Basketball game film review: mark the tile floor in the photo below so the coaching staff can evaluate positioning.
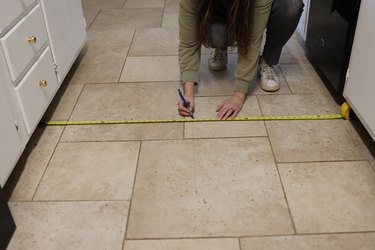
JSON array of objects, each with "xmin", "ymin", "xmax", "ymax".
[{"xmin": 4, "ymin": 0, "xmax": 375, "ymax": 249}]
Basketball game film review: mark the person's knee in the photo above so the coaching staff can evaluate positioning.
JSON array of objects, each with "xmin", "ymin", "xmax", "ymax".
[{"xmin": 285, "ymin": 0, "xmax": 304, "ymax": 19}]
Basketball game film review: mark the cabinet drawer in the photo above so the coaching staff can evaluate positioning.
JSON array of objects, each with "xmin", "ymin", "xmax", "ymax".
[
  {"xmin": 0, "ymin": 0, "xmax": 37, "ymax": 35},
  {"xmin": 15, "ymin": 47, "xmax": 58, "ymax": 134},
  {"xmin": 1, "ymin": 4, "xmax": 48, "ymax": 83}
]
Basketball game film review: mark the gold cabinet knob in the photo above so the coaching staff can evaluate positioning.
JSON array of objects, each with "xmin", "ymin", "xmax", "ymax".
[
  {"xmin": 39, "ymin": 80, "xmax": 47, "ymax": 88},
  {"xmin": 27, "ymin": 36, "xmax": 37, "ymax": 44}
]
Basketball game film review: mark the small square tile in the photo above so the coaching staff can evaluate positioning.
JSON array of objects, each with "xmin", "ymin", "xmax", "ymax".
[
  {"xmin": 162, "ymin": 14, "xmax": 178, "ymax": 28},
  {"xmin": 87, "ymin": 29, "xmax": 135, "ymax": 47},
  {"xmin": 71, "ymin": 46, "xmax": 128, "ymax": 84},
  {"xmin": 184, "ymin": 96, "xmax": 267, "ymax": 138},
  {"xmin": 82, "ymin": 0, "xmax": 126, "ymax": 10},
  {"xmin": 266, "ymin": 120, "xmax": 373, "ymax": 162},
  {"xmin": 197, "ymin": 54, "xmax": 290, "ymax": 96},
  {"xmin": 129, "ymin": 28, "xmax": 179, "ymax": 56},
  {"xmin": 124, "ymin": 0, "xmax": 164, "ymax": 9},
  {"xmin": 8, "ymin": 201, "xmax": 128, "ymax": 250},
  {"xmin": 258, "ymin": 93, "xmax": 339, "ymax": 116},
  {"xmin": 164, "ymin": 0, "xmax": 180, "ymax": 14},
  {"xmin": 280, "ymin": 63, "xmax": 329, "ymax": 94},
  {"xmin": 278, "ymin": 161, "xmax": 375, "ymax": 233},
  {"xmin": 127, "ymin": 138, "xmax": 293, "ymax": 238},
  {"xmin": 124, "ymin": 239, "xmax": 240, "ymax": 250},
  {"xmin": 44, "ymin": 84, "xmax": 84, "ymax": 121},
  {"xmin": 61, "ymin": 123, "xmax": 183, "ymax": 142},
  {"xmin": 120, "ymin": 56, "xmax": 180, "ymax": 82},
  {"xmin": 7, "ymin": 127, "xmax": 64, "ymax": 201},
  {"xmin": 34, "ymin": 142, "xmax": 140, "ymax": 201},
  {"xmin": 70, "ymin": 83, "xmax": 181, "ymax": 121},
  {"xmin": 90, "ymin": 9, "xmax": 163, "ymax": 31},
  {"xmin": 241, "ymin": 233, "xmax": 375, "ymax": 250}
]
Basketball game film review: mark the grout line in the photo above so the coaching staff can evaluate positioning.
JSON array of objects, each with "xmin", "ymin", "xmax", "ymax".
[
  {"xmin": 278, "ymin": 64, "xmax": 293, "ymax": 94},
  {"xmin": 86, "ymin": 9, "xmax": 102, "ymax": 31},
  {"xmin": 117, "ymin": 29, "xmax": 136, "ymax": 83},
  {"xmin": 11, "ymin": 200, "xmax": 130, "ymax": 203},
  {"xmin": 160, "ymin": 0, "xmax": 167, "ymax": 27},
  {"xmin": 238, "ymin": 238, "xmax": 242, "ymax": 250},
  {"xmin": 122, "ymin": 0, "xmax": 127, "ymax": 9},
  {"xmin": 123, "ymin": 141, "xmax": 143, "ymax": 244}
]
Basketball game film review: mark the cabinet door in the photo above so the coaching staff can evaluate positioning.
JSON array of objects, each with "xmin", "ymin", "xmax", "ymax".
[
  {"xmin": 344, "ymin": 0, "xmax": 375, "ymax": 140},
  {"xmin": 39, "ymin": 0, "xmax": 87, "ymax": 83},
  {"xmin": 0, "ymin": 85, "xmax": 22, "ymax": 186}
]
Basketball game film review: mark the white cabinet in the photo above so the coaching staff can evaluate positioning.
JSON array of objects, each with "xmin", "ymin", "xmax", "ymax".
[
  {"xmin": 40, "ymin": 0, "xmax": 87, "ymax": 83},
  {"xmin": 297, "ymin": 0, "xmax": 310, "ymax": 41},
  {"xmin": 0, "ymin": 0, "xmax": 86, "ymax": 185},
  {"xmin": 344, "ymin": 0, "xmax": 375, "ymax": 140}
]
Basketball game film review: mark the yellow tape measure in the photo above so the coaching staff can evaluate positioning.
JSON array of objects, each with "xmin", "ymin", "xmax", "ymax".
[{"xmin": 42, "ymin": 114, "xmax": 344, "ymax": 126}]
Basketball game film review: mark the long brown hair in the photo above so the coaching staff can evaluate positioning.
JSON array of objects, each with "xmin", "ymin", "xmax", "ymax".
[{"xmin": 195, "ymin": 0, "xmax": 253, "ymax": 55}]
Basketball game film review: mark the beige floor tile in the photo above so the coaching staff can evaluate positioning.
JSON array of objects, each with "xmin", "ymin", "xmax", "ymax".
[
  {"xmin": 71, "ymin": 46, "xmax": 128, "ymax": 84},
  {"xmin": 70, "ymin": 83, "xmax": 181, "ymax": 121},
  {"xmin": 258, "ymin": 93, "xmax": 339, "ymax": 116},
  {"xmin": 7, "ymin": 127, "xmax": 64, "ymax": 201},
  {"xmin": 164, "ymin": 0, "xmax": 180, "ymax": 14},
  {"xmin": 240, "ymin": 233, "xmax": 375, "ymax": 250},
  {"xmin": 82, "ymin": 0, "xmax": 126, "ymax": 10},
  {"xmin": 34, "ymin": 142, "xmax": 140, "ymax": 201},
  {"xmin": 87, "ymin": 29, "xmax": 135, "ymax": 47},
  {"xmin": 120, "ymin": 56, "xmax": 180, "ymax": 82},
  {"xmin": 129, "ymin": 28, "xmax": 178, "ymax": 56},
  {"xmin": 83, "ymin": 9, "xmax": 100, "ymax": 29},
  {"xmin": 370, "ymin": 160, "xmax": 375, "ymax": 172},
  {"xmin": 162, "ymin": 13, "xmax": 178, "ymax": 28},
  {"xmin": 197, "ymin": 54, "xmax": 290, "ymax": 96},
  {"xmin": 124, "ymin": 239, "xmax": 240, "ymax": 250},
  {"xmin": 44, "ymin": 84, "xmax": 84, "ymax": 121},
  {"xmin": 267, "ymin": 120, "xmax": 373, "ymax": 162},
  {"xmin": 127, "ymin": 138, "xmax": 293, "ymax": 238},
  {"xmin": 8, "ymin": 201, "xmax": 128, "ymax": 250},
  {"xmin": 280, "ymin": 63, "xmax": 329, "ymax": 94},
  {"xmin": 124, "ymin": 0, "xmax": 164, "ymax": 9},
  {"xmin": 185, "ymin": 96, "xmax": 267, "ymax": 138},
  {"xmin": 278, "ymin": 161, "xmax": 375, "ymax": 233},
  {"xmin": 90, "ymin": 9, "xmax": 163, "ymax": 31},
  {"xmin": 61, "ymin": 123, "xmax": 183, "ymax": 142},
  {"xmin": 279, "ymin": 34, "xmax": 309, "ymax": 64}
]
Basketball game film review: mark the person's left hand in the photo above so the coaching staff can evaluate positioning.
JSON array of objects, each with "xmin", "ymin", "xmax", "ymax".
[{"xmin": 216, "ymin": 92, "xmax": 246, "ymax": 120}]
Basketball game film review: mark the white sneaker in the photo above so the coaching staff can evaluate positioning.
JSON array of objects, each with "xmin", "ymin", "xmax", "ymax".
[
  {"xmin": 258, "ymin": 59, "xmax": 280, "ymax": 92},
  {"xmin": 208, "ymin": 48, "xmax": 228, "ymax": 71}
]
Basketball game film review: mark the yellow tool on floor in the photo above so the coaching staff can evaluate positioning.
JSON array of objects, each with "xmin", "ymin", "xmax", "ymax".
[
  {"xmin": 41, "ymin": 104, "xmax": 353, "ymax": 126},
  {"xmin": 41, "ymin": 114, "xmax": 344, "ymax": 126}
]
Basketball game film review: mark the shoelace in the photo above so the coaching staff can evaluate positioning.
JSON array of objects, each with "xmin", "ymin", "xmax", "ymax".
[
  {"xmin": 261, "ymin": 64, "xmax": 277, "ymax": 81},
  {"xmin": 211, "ymin": 49, "xmax": 226, "ymax": 62}
]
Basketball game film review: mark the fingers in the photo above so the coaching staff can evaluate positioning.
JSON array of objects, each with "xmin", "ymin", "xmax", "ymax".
[
  {"xmin": 216, "ymin": 103, "xmax": 224, "ymax": 112},
  {"xmin": 178, "ymin": 100, "xmax": 194, "ymax": 117}
]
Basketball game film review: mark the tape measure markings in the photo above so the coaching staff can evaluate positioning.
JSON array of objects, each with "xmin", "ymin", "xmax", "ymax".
[{"xmin": 41, "ymin": 114, "xmax": 343, "ymax": 126}]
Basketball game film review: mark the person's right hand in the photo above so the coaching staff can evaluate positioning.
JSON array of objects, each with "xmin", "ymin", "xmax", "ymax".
[{"xmin": 178, "ymin": 82, "xmax": 195, "ymax": 117}]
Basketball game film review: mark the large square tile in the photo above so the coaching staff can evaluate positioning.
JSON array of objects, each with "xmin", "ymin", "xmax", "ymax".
[
  {"xmin": 90, "ymin": 9, "xmax": 163, "ymax": 31},
  {"xmin": 71, "ymin": 46, "xmax": 129, "ymax": 84},
  {"xmin": 69, "ymin": 82, "xmax": 181, "ymax": 121},
  {"xmin": 124, "ymin": 0, "xmax": 164, "ymax": 9},
  {"xmin": 279, "ymin": 34, "xmax": 309, "ymax": 64},
  {"xmin": 82, "ymin": 0, "xmax": 126, "ymax": 10},
  {"xmin": 258, "ymin": 93, "xmax": 339, "ymax": 116},
  {"xmin": 278, "ymin": 161, "xmax": 375, "ymax": 233},
  {"xmin": 120, "ymin": 56, "xmax": 180, "ymax": 82},
  {"xmin": 164, "ymin": 0, "xmax": 180, "ymax": 14},
  {"xmin": 280, "ymin": 63, "xmax": 329, "ymax": 94},
  {"xmin": 87, "ymin": 29, "xmax": 135, "ymax": 47},
  {"xmin": 267, "ymin": 120, "xmax": 373, "ymax": 162},
  {"xmin": 61, "ymin": 123, "xmax": 184, "ymax": 142},
  {"xmin": 7, "ymin": 127, "xmax": 64, "ymax": 201},
  {"xmin": 127, "ymin": 138, "xmax": 293, "ymax": 238},
  {"xmin": 129, "ymin": 28, "xmax": 178, "ymax": 56},
  {"xmin": 8, "ymin": 201, "xmax": 128, "ymax": 250},
  {"xmin": 184, "ymin": 96, "xmax": 267, "ymax": 138},
  {"xmin": 124, "ymin": 239, "xmax": 240, "ymax": 250},
  {"xmin": 162, "ymin": 13, "xmax": 178, "ymax": 28},
  {"xmin": 44, "ymin": 84, "xmax": 84, "ymax": 121},
  {"xmin": 34, "ymin": 142, "xmax": 140, "ymax": 201},
  {"xmin": 240, "ymin": 233, "xmax": 375, "ymax": 250},
  {"xmin": 197, "ymin": 54, "xmax": 290, "ymax": 96}
]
